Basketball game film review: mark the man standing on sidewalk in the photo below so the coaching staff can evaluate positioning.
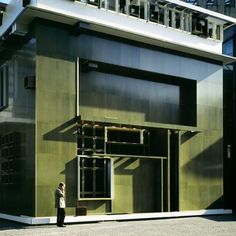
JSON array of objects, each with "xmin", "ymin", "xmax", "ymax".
[{"xmin": 55, "ymin": 182, "xmax": 66, "ymax": 227}]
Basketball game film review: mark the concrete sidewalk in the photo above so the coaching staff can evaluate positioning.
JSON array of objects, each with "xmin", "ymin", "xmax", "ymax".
[{"xmin": 0, "ymin": 214, "xmax": 236, "ymax": 236}]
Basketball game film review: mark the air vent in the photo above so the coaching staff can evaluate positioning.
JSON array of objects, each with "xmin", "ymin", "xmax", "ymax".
[{"xmin": 24, "ymin": 76, "xmax": 35, "ymax": 89}]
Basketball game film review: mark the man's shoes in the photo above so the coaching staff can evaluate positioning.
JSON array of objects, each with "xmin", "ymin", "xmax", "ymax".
[{"xmin": 57, "ymin": 224, "xmax": 66, "ymax": 227}]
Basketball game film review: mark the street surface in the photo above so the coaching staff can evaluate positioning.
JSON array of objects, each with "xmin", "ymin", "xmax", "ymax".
[{"xmin": 0, "ymin": 214, "xmax": 236, "ymax": 235}]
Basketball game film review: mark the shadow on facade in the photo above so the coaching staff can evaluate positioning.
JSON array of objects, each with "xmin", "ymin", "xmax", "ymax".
[
  {"xmin": 43, "ymin": 117, "xmax": 77, "ymax": 142},
  {"xmin": 182, "ymin": 137, "xmax": 224, "ymax": 209},
  {"xmin": 206, "ymin": 195, "xmax": 224, "ymax": 209},
  {"xmin": 114, "ymin": 158, "xmax": 162, "ymax": 213},
  {"xmin": 65, "ymin": 158, "xmax": 78, "ymax": 208},
  {"xmin": 0, "ymin": 122, "xmax": 35, "ymax": 217},
  {"xmin": 181, "ymin": 131, "xmax": 199, "ymax": 144},
  {"xmin": 114, "ymin": 157, "xmax": 139, "ymax": 174},
  {"xmin": 182, "ymin": 138, "xmax": 223, "ymax": 179}
]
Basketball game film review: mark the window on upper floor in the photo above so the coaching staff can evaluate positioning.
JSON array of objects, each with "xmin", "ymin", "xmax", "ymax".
[
  {"xmin": 208, "ymin": 20, "xmax": 223, "ymax": 40},
  {"xmin": 206, "ymin": 0, "xmax": 217, "ymax": 5},
  {"xmin": 0, "ymin": 64, "xmax": 9, "ymax": 111},
  {"xmin": 185, "ymin": 0, "xmax": 198, "ymax": 5},
  {"xmin": 192, "ymin": 14, "xmax": 208, "ymax": 37},
  {"xmin": 223, "ymin": 38, "xmax": 234, "ymax": 56},
  {"xmin": 225, "ymin": 0, "xmax": 235, "ymax": 6}
]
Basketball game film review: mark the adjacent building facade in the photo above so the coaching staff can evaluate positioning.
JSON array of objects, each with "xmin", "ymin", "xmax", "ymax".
[
  {"xmin": 0, "ymin": 0, "xmax": 236, "ymax": 221},
  {"xmin": 183, "ymin": 0, "xmax": 236, "ymax": 16}
]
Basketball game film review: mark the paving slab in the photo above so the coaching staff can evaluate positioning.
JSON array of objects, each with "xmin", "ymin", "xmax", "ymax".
[{"xmin": 0, "ymin": 214, "xmax": 236, "ymax": 236}]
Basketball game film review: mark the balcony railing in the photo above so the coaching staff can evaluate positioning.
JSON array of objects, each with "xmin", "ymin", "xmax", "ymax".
[{"xmin": 76, "ymin": 0, "xmax": 223, "ymax": 40}]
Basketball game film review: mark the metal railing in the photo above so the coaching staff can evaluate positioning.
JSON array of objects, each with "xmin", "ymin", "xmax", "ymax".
[{"xmin": 76, "ymin": 0, "xmax": 223, "ymax": 40}]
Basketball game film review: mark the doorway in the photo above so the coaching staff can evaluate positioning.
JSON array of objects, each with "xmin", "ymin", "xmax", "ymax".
[{"xmin": 170, "ymin": 130, "xmax": 179, "ymax": 211}]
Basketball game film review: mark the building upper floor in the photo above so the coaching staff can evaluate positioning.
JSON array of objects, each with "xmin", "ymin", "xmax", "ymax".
[
  {"xmin": 1, "ymin": 0, "xmax": 236, "ymax": 64},
  {"xmin": 181, "ymin": 0, "xmax": 236, "ymax": 17}
]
